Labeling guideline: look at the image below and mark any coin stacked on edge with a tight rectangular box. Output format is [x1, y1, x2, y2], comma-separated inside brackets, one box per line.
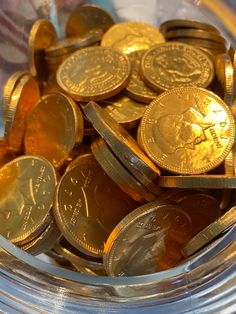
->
[0, 4, 235, 277]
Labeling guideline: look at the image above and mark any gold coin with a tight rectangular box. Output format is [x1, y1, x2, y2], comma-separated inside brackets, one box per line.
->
[140, 87, 235, 174]
[101, 21, 165, 54]
[170, 192, 221, 236]
[91, 137, 157, 202]
[57, 46, 131, 101]
[0, 155, 57, 245]
[24, 92, 84, 169]
[166, 29, 226, 46]
[160, 19, 220, 35]
[231, 48, 236, 103]
[103, 201, 192, 276]
[168, 37, 226, 54]
[215, 53, 234, 106]
[66, 4, 114, 37]
[53, 153, 137, 257]
[140, 43, 214, 92]
[224, 150, 234, 175]
[54, 238, 106, 276]
[28, 19, 58, 81]
[125, 50, 159, 103]
[21, 217, 62, 255]
[100, 93, 148, 130]
[4, 74, 40, 153]
[2, 71, 30, 123]
[158, 175, 236, 188]
[181, 205, 236, 257]
[83, 101, 161, 195]
[45, 29, 103, 57]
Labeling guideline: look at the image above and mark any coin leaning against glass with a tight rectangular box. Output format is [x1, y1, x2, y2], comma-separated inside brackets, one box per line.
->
[0, 155, 57, 245]
[2, 71, 30, 123]
[140, 42, 214, 92]
[181, 205, 236, 257]
[103, 201, 192, 276]
[56, 46, 131, 101]
[5, 74, 40, 153]
[139, 87, 235, 174]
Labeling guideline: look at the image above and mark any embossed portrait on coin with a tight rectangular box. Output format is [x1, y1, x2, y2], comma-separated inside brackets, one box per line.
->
[155, 107, 214, 154]
[154, 54, 201, 83]
[70, 53, 114, 92]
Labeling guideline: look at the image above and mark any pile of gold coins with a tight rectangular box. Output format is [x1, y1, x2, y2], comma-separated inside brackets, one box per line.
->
[0, 4, 236, 277]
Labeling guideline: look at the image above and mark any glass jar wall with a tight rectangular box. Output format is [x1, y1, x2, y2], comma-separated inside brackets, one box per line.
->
[0, 1, 236, 313]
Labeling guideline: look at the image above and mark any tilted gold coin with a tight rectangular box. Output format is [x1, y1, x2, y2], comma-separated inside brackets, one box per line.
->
[160, 19, 220, 35]
[2, 71, 30, 123]
[125, 50, 159, 103]
[0, 155, 57, 245]
[101, 21, 165, 54]
[66, 4, 114, 37]
[158, 175, 236, 189]
[103, 201, 192, 276]
[181, 205, 236, 257]
[215, 53, 234, 107]
[28, 19, 58, 81]
[53, 153, 137, 257]
[231, 48, 236, 103]
[4, 74, 40, 153]
[45, 29, 103, 57]
[140, 43, 214, 92]
[140, 87, 235, 174]
[57, 46, 131, 101]
[165, 29, 226, 46]
[91, 137, 157, 203]
[24, 92, 84, 169]
[100, 93, 148, 130]
[170, 192, 221, 236]
[21, 217, 62, 255]
[83, 101, 161, 195]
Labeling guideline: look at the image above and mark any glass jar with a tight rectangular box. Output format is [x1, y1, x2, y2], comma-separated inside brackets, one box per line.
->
[0, 1, 236, 313]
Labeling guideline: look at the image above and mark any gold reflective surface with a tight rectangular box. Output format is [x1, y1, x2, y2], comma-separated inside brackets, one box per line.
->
[28, 19, 58, 81]
[104, 201, 192, 276]
[57, 46, 131, 101]
[0, 156, 57, 244]
[101, 21, 165, 54]
[140, 42, 214, 92]
[24, 92, 84, 169]
[140, 87, 235, 174]
[54, 154, 137, 257]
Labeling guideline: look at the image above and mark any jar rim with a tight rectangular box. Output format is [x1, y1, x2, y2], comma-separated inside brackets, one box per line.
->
[0, 225, 235, 285]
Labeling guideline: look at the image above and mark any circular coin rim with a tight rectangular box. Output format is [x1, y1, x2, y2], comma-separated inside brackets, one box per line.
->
[140, 42, 215, 92]
[56, 46, 132, 101]
[0, 155, 57, 244]
[140, 87, 235, 174]
[103, 200, 192, 276]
